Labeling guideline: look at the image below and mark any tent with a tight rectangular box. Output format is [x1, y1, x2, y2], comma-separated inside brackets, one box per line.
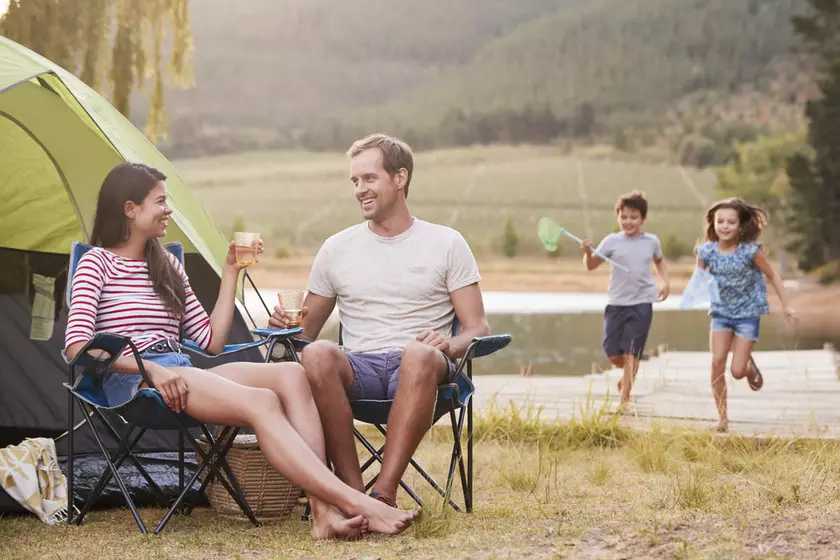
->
[0, 36, 261, 513]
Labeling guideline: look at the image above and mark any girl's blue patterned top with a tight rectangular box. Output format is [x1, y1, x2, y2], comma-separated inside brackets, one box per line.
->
[697, 241, 768, 319]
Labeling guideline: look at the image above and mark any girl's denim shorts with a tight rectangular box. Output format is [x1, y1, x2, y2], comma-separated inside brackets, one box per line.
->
[710, 315, 760, 342]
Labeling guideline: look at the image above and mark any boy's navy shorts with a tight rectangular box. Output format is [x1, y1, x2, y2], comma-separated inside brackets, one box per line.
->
[603, 303, 653, 358]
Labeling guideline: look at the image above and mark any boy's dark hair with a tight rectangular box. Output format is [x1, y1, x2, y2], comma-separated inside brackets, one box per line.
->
[615, 191, 648, 219]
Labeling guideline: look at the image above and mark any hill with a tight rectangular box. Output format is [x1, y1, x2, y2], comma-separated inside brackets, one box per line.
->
[158, 0, 806, 157]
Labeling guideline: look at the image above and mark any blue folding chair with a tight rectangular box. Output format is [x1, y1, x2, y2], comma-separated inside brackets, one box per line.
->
[302, 319, 511, 514]
[63, 242, 301, 534]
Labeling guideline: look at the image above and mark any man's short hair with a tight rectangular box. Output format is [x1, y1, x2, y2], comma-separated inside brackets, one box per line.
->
[347, 133, 414, 198]
[615, 191, 648, 219]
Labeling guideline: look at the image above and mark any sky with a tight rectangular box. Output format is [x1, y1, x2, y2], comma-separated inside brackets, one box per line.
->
[0, 1, 8, 18]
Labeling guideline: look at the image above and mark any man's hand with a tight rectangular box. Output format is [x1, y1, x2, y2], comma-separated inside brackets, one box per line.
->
[269, 304, 308, 329]
[416, 329, 451, 357]
[146, 363, 189, 413]
[657, 283, 670, 302]
[581, 240, 594, 253]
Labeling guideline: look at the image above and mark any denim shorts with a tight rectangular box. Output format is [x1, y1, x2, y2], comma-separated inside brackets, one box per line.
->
[710, 315, 760, 342]
[102, 351, 192, 408]
[345, 348, 457, 401]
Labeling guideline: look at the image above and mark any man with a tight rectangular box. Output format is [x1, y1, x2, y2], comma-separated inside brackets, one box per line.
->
[269, 133, 490, 507]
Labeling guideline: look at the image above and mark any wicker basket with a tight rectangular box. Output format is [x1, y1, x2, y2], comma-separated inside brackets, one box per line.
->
[201, 432, 300, 522]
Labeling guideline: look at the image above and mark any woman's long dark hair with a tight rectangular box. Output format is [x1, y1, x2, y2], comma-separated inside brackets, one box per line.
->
[704, 197, 768, 244]
[90, 162, 186, 318]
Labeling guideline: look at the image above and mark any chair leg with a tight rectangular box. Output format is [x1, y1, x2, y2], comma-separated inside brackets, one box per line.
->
[74, 425, 149, 522]
[354, 426, 424, 508]
[163, 423, 259, 532]
[467, 397, 474, 513]
[445, 403, 469, 511]
[66, 390, 75, 525]
[81, 401, 148, 534]
[90, 409, 167, 504]
[178, 431, 186, 514]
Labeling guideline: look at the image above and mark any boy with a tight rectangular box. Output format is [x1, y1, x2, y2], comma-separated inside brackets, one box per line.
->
[581, 191, 670, 410]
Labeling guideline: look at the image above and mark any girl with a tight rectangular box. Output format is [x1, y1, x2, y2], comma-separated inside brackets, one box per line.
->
[65, 162, 418, 538]
[696, 198, 796, 433]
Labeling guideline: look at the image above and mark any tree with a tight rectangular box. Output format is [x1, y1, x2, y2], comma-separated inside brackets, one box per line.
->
[716, 131, 807, 220]
[502, 218, 519, 258]
[0, 0, 192, 143]
[785, 0, 840, 268]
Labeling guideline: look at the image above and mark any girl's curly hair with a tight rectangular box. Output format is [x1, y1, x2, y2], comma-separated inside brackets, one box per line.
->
[704, 198, 768, 243]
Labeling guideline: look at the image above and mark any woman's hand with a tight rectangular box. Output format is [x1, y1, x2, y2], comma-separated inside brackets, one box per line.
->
[146, 362, 189, 413]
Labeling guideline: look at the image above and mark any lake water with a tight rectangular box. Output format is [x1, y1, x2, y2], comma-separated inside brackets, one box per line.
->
[244, 290, 835, 376]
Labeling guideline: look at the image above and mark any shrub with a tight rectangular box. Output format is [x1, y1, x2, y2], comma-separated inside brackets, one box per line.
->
[662, 233, 692, 260]
[816, 261, 840, 285]
[502, 218, 519, 258]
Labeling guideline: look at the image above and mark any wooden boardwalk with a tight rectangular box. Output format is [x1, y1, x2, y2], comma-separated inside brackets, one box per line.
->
[472, 349, 840, 437]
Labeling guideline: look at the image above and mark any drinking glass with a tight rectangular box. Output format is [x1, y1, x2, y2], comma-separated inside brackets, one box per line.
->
[233, 232, 260, 267]
[277, 289, 305, 327]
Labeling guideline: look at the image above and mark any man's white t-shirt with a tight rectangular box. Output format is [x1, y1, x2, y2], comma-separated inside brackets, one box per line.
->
[307, 218, 482, 354]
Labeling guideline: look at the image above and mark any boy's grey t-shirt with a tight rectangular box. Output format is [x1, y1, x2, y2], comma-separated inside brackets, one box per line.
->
[308, 218, 482, 354]
[596, 232, 662, 306]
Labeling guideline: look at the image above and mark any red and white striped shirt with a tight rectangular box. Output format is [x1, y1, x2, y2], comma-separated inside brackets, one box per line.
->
[65, 247, 213, 356]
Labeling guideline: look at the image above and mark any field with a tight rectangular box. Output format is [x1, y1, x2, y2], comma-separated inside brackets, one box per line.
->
[175, 146, 717, 258]
[4, 406, 840, 559]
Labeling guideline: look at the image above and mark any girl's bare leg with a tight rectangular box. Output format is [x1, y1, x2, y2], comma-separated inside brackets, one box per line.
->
[728, 337, 757, 381]
[210, 361, 365, 539]
[710, 329, 734, 432]
[169, 365, 418, 535]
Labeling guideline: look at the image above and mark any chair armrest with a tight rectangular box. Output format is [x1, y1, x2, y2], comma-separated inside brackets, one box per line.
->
[466, 334, 512, 360]
[251, 327, 304, 339]
[68, 333, 154, 389]
[67, 332, 129, 372]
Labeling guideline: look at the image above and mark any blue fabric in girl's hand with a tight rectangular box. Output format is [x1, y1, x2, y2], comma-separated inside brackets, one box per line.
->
[680, 267, 721, 309]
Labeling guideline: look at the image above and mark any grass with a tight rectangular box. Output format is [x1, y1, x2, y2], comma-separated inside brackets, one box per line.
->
[175, 145, 716, 258]
[3, 405, 840, 559]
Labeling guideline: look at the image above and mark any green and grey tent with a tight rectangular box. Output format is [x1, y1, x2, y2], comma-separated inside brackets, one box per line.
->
[0, 36, 256, 512]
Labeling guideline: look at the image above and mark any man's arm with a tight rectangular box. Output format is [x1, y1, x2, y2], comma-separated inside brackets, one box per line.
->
[418, 283, 489, 360]
[446, 283, 490, 358]
[298, 292, 336, 341]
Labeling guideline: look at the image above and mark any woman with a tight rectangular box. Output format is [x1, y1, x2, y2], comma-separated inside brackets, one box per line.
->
[65, 162, 418, 538]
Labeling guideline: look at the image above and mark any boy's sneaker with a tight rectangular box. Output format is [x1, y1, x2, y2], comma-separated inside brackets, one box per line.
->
[746, 357, 763, 391]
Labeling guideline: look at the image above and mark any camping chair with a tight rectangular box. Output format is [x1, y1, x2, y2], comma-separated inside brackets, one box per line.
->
[63, 241, 302, 534]
[301, 319, 511, 514]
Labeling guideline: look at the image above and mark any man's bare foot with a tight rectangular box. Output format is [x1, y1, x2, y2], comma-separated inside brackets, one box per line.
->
[311, 506, 367, 540]
[715, 420, 728, 433]
[357, 495, 419, 535]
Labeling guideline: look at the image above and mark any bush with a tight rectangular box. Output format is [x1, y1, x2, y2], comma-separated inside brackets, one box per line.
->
[502, 218, 519, 258]
[662, 233, 692, 260]
[229, 215, 246, 239]
[816, 261, 840, 285]
[274, 240, 293, 259]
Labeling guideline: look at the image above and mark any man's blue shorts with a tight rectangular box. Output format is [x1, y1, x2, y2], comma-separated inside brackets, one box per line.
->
[345, 348, 458, 401]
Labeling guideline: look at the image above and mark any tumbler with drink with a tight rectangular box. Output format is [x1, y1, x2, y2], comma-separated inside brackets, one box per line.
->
[233, 232, 261, 267]
[278, 289, 305, 327]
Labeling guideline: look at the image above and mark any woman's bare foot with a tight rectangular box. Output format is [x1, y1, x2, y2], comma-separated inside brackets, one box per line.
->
[357, 495, 419, 535]
[715, 420, 728, 433]
[311, 506, 368, 540]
